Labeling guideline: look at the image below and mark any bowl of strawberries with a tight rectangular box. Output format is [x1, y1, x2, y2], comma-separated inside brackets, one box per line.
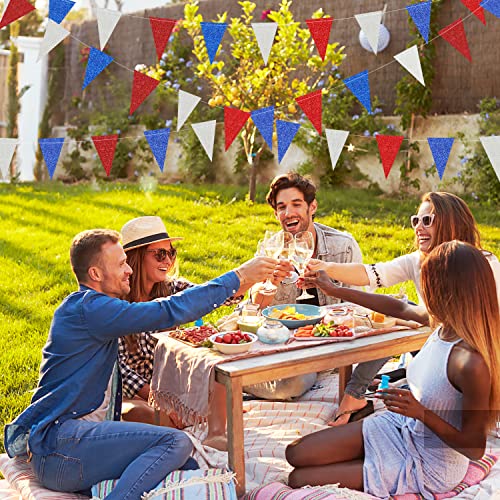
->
[210, 331, 258, 354]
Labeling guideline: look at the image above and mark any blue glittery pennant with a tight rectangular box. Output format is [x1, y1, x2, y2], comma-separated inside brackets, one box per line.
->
[82, 47, 114, 90]
[49, 0, 75, 23]
[276, 120, 300, 163]
[39, 138, 65, 179]
[428, 137, 454, 180]
[144, 128, 171, 172]
[343, 70, 372, 114]
[480, 0, 500, 17]
[406, 1, 431, 43]
[201, 22, 227, 64]
[251, 106, 274, 151]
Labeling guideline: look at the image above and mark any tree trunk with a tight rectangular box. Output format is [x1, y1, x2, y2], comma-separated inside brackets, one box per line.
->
[248, 161, 257, 202]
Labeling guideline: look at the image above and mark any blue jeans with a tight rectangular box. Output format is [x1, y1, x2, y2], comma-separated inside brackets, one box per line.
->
[31, 419, 196, 500]
[344, 357, 390, 399]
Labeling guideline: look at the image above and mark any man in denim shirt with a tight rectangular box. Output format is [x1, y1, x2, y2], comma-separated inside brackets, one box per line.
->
[4, 229, 276, 499]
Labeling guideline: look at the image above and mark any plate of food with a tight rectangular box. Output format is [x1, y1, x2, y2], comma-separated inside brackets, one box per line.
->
[262, 304, 325, 328]
[294, 322, 356, 341]
[368, 312, 397, 329]
[168, 324, 219, 347]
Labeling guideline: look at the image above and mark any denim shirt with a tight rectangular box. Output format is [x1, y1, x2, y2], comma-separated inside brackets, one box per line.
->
[271, 222, 363, 306]
[4, 271, 240, 458]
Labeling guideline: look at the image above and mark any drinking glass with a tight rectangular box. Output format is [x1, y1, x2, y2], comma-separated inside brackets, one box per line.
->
[280, 231, 299, 285]
[260, 230, 284, 295]
[292, 231, 315, 300]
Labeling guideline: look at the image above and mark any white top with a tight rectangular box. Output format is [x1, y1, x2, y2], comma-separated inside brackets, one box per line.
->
[78, 373, 113, 422]
[364, 250, 500, 306]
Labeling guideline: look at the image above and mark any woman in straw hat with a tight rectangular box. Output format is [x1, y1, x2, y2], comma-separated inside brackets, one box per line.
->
[118, 216, 250, 450]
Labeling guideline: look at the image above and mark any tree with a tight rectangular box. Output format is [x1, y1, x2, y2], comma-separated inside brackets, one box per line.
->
[183, 0, 345, 201]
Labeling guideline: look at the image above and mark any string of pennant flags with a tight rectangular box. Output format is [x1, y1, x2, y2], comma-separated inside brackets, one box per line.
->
[0, 0, 500, 183]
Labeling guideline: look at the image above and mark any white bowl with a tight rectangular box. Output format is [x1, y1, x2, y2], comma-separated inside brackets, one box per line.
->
[210, 332, 258, 354]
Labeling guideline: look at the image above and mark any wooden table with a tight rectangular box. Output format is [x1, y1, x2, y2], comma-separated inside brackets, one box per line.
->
[214, 327, 431, 497]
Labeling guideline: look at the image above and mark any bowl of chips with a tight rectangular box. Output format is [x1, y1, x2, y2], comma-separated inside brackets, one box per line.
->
[261, 304, 325, 329]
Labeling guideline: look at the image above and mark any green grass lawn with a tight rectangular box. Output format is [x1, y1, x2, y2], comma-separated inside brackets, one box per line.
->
[0, 182, 498, 452]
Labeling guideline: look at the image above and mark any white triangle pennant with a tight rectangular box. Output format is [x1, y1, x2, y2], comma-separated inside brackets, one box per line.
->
[96, 7, 122, 50]
[394, 45, 425, 86]
[38, 19, 70, 62]
[0, 138, 17, 179]
[355, 11, 383, 55]
[326, 129, 349, 171]
[480, 136, 500, 182]
[177, 90, 202, 132]
[192, 120, 217, 161]
[251, 22, 278, 65]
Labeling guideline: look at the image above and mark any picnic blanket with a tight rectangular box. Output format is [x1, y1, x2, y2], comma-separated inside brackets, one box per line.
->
[150, 325, 414, 428]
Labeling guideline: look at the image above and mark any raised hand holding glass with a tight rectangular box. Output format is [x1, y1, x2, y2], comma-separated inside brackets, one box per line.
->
[292, 231, 315, 300]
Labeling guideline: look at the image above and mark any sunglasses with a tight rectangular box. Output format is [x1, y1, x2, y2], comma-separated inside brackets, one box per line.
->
[146, 247, 177, 262]
[410, 213, 435, 229]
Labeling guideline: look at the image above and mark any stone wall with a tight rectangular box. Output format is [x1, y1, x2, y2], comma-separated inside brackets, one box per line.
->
[61, 0, 500, 119]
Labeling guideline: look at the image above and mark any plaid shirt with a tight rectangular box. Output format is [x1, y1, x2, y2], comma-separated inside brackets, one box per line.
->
[118, 278, 243, 398]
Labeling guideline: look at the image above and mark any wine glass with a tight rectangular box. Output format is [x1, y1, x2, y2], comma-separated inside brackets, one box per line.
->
[280, 231, 299, 285]
[291, 231, 315, 300]
[260, 230, 284, 295]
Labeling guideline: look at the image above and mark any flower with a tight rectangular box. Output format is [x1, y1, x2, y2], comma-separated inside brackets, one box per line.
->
[374, 107, 382, 114]
[261, 8, 272, 20]
[165, 119, 173, 127]
[352, 114, 359, 120]
[363, 130, 370, 137]
[135, 63, 147, 71]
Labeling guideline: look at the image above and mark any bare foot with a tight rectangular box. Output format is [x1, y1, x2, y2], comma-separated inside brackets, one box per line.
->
[203, 435, 228, 451]
[328, 394, 368, 427]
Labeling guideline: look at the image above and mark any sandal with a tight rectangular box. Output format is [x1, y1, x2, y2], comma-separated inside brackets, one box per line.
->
[331, 400, 374, 424]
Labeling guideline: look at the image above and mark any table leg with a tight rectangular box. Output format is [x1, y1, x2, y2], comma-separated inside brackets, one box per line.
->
[225, 376, 246, 497]
[338, 365, 352, 401]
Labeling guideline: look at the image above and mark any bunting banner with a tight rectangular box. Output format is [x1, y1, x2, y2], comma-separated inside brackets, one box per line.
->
[201, 22, 228, 64]
[251, 22, 278, 65]
[251, 106, 274, 150]
[461, 0, 486, 24]
[479, 136, 500, 181]
[192, 120, 217, 161]
[0, 0, 36, 29]
[149, 18, 176, 60]
[480, 0, 500, 18]
[305, 17, 333, 61]
[82, 48, 114, 90]
[177, 90, 201, 132]
[91, 134, 119, 176]
[224, 107, 250, 151]
[39, 137, 65, 179]
[295, 90, 322, 135]
[428, 137, 454, 180]
[355, 11, 383, 55]
[438, 18, 472, 61]
[406, 1, 432, 43]
[0, 139, 17, 179]
[325, 129, 349, 172]
[129, 71, 160, 115]
[343, 70, 372, 114]
[96, 7, 122, 50]
[276, 120, 300, 163]
[376, 135, 404, 178]
[48, 0, 75, 24]
[38, 19, 70, 62]
[393, 45, 425, 86]
[144, 128, 170, 172]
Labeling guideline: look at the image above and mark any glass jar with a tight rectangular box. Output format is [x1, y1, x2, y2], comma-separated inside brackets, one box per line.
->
[256, 320, 290, 344]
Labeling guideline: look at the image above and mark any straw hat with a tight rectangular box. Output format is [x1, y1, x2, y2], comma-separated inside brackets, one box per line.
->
[121, 216, 182, 251]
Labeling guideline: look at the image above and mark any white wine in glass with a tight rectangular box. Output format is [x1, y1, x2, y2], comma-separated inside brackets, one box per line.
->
[292, 231, 315, 300]
[280, 231, 298, 284]
[260, 230, 284, 295]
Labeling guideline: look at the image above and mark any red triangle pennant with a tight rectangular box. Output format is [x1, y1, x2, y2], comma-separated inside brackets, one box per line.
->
[460, 0, 486, 25]
[130, 71, 160, 115]
[149, 18, 176, 60]
[438, 18, 472, 62]
[0, 0, 36, 29]
[295, 90, 323, 135]
[224, 107, 250, 150]
[92, 134, 118, 176]
[305, 18, 334, 61]
[376, 135, 404, 178]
